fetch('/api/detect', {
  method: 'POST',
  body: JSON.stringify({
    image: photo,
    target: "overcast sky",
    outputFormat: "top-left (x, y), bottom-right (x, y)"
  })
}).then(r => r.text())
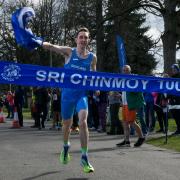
top-left (145, 13), bottom-right (164, 72)
top-left (145, 13), bottom-right (179, 72)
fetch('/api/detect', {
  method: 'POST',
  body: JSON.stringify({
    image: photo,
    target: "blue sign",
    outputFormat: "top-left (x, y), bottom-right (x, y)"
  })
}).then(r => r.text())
top-left (116, 35), bottom-right (127, 72)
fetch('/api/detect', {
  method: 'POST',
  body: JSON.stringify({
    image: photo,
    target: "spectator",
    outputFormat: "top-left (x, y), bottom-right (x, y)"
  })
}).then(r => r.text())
top-left (0, 96), bottom-right (4, 108)
top-left (14, 86), bottom-right (24, 127)
top-left (107, 91), bottom-right (123, 135)
top-left (50, 89), bottom-right (61, 130)
top-left (155, 92), bottom-right (169, 133)
top-left (90, 91), bottom-right (100, 130)
top-left (87, 91), bottom-right (95, 129)
top-left (46, 89), bottom-right (52, 121)
top-left (34, 87), bottom-right (49, 129)
top-left (6, 91), bottom-right (14, 119)
top-left (116, 65), bottom-right (145, 147)
top-left (96, 91), bottom-right (108, 133)
top-left (144, 92), bottom-right (156, 132)
top-left (3, 94), bottom-right (10, 118)
top-left (30, 87), bottom-right (38, 128)
top-left (168, 64), bottom-right (180, 135)
top-left (136, 102), bottom-right (148, 137)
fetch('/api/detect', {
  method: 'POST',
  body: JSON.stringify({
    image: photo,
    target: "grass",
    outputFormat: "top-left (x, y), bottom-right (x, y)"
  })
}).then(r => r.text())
top-left (146, 119), bottom-right (180, 152)
top-left (147, 136), bottom-right (180, 152)
top-left (3, 107), bottom-right (32, 119)
top-left (23, 109), bottom-right (32, 119)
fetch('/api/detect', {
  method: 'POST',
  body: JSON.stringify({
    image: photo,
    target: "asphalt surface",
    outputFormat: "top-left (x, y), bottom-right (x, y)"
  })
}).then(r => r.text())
top-left (0, 119), bottom-right (180, 180)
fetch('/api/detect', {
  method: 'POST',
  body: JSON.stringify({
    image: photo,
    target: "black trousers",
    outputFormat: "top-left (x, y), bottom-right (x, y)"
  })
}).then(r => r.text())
top-left (109, 103), bottom-right (123, 134)
top-left (17, 105), bottom-right (23, 127)
top-left (154, 105), bottom-right (167, 131)
top-left (35, 104), bottom-right (48, 128)
top-left (170, 109), bottom-right (180, 131)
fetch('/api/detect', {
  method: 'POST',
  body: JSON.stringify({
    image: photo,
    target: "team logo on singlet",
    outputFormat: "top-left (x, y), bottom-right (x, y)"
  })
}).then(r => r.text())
top-left (1, 64), bottom-right (21, 82)
top-left (73, 58), bottom-right (79, 61)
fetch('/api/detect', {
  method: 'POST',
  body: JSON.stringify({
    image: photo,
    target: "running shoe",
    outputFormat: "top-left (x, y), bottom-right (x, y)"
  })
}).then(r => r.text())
top-left (81, 155), bottom-right (94, 173)
top-left (134, 137), bottom-right (145, 147)
top-left (116, 140), bottom-right (130, 147)
top-left (171, 130), bottom-right (180, 136)
top-left (59, 145), bottom-right (70, 164)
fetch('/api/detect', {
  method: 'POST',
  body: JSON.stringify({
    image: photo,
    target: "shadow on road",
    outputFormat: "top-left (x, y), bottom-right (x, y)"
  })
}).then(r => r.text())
top-left (57, 147), bottom-right (122, 155)
top-left (22, 171), bottom-right (61, 180)
top-left (66, 178), bottom-right (89, 180)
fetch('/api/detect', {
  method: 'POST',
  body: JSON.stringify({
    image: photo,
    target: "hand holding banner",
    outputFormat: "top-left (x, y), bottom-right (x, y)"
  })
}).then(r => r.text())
top-left (11, 7), bottom-right (43, 50)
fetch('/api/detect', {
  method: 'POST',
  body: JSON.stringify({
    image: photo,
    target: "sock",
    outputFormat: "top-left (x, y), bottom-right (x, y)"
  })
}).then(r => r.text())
top-left (63, 141), bottom-right (70, 148)
top-left (81, 147), bottom-right (88, 156)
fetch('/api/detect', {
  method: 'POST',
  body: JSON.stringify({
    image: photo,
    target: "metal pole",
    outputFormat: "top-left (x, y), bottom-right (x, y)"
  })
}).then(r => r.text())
top-left (164, 106), bottom-right (168, 144)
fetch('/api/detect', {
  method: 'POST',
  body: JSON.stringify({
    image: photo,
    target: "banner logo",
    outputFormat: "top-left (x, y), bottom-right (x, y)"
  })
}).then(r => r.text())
top-left (1, 64), bottom-right (21, 82)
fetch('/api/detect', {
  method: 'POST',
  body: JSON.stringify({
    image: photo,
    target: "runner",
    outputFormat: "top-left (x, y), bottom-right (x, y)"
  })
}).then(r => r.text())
top-left (43, 27), bottom-right (99, 173)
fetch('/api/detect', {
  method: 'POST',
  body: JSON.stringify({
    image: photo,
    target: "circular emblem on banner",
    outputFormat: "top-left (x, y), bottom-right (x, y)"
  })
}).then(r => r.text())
top-left (1, 64), bottom-right (21, 82)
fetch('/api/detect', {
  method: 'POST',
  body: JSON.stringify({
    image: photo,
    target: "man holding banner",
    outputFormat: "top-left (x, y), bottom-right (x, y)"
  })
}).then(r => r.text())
top-left (43, 27), bottom-right (97, 173)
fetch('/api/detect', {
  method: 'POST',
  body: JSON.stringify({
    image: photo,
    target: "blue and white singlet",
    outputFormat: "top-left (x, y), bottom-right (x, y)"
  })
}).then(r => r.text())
top-left (61, 48), bottom-right (94, 101)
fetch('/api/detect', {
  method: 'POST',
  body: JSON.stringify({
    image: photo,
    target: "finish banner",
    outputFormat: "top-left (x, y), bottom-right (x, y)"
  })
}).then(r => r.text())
top-left (0, 61), bottom-right (180, 95)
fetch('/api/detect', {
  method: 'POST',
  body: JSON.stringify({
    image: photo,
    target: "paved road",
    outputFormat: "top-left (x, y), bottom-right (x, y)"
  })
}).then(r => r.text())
top-left (0, 119), bottom-right (180, 180)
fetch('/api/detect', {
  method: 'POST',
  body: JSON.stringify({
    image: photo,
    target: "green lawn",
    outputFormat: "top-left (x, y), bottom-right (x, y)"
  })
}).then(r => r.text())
top-left (155, 118), bottom-right (177, 132)
top-left (146, 119), bottom-right (180, 152)
top-left (23, 109), bottom-right (32, 119)
top-left (147, 136), bottom-right (180, 152)
top-left (3, 107), bottom-right (32, 119)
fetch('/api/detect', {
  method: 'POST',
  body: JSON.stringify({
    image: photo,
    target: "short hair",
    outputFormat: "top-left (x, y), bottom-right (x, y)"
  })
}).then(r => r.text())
top-left (76, 27), bottom-right (90, 37)
top-left (171, 64), bottom-right (179, 72)
top-left (123, 65), bottom-right (131, 72)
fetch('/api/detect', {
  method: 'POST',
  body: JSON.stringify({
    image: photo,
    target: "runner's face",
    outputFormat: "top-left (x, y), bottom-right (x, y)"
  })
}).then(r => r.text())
top-left (76, 31), bottom-right (90, 48)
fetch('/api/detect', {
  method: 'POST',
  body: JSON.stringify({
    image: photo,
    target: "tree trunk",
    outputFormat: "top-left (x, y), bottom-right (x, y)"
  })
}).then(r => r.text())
top-left (162, 29), bottom-right (177, 73)
top-left (162, 0), bottom-right (178, 73)
top-left (96, 0), bottom-right (104, 71)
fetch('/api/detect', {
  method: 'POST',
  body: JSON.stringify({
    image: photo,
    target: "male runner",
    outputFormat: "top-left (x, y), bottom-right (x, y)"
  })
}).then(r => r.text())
top-left (43, 27), bottom-right (98, 173)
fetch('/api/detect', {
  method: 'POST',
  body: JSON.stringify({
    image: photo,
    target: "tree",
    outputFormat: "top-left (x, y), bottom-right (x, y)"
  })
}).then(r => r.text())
top-left (63, 0), bottom-right (96, 44)
top-left (140, 0), bottom-right (180, 73)
top-left (28, 0), bottom-right (67, 67)
top-left (0, 0), bottom-right (67, 67)
top-left (63, 0), bottom-right (156, 74)
top-left (0, 0), bottom-right (158, 75)
top-left (103, 0), bottom-right (156, 74)
top-left (98, 0), bottom-right (180, 73)
top-left (0, 0), bottom-right (16, 61)
top-left (95, 0), bottom-right (104, 71)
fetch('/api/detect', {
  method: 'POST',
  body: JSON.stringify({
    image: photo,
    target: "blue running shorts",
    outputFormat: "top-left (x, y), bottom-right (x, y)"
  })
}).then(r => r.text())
top-left (61, 96), bottom-right (88, 120)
